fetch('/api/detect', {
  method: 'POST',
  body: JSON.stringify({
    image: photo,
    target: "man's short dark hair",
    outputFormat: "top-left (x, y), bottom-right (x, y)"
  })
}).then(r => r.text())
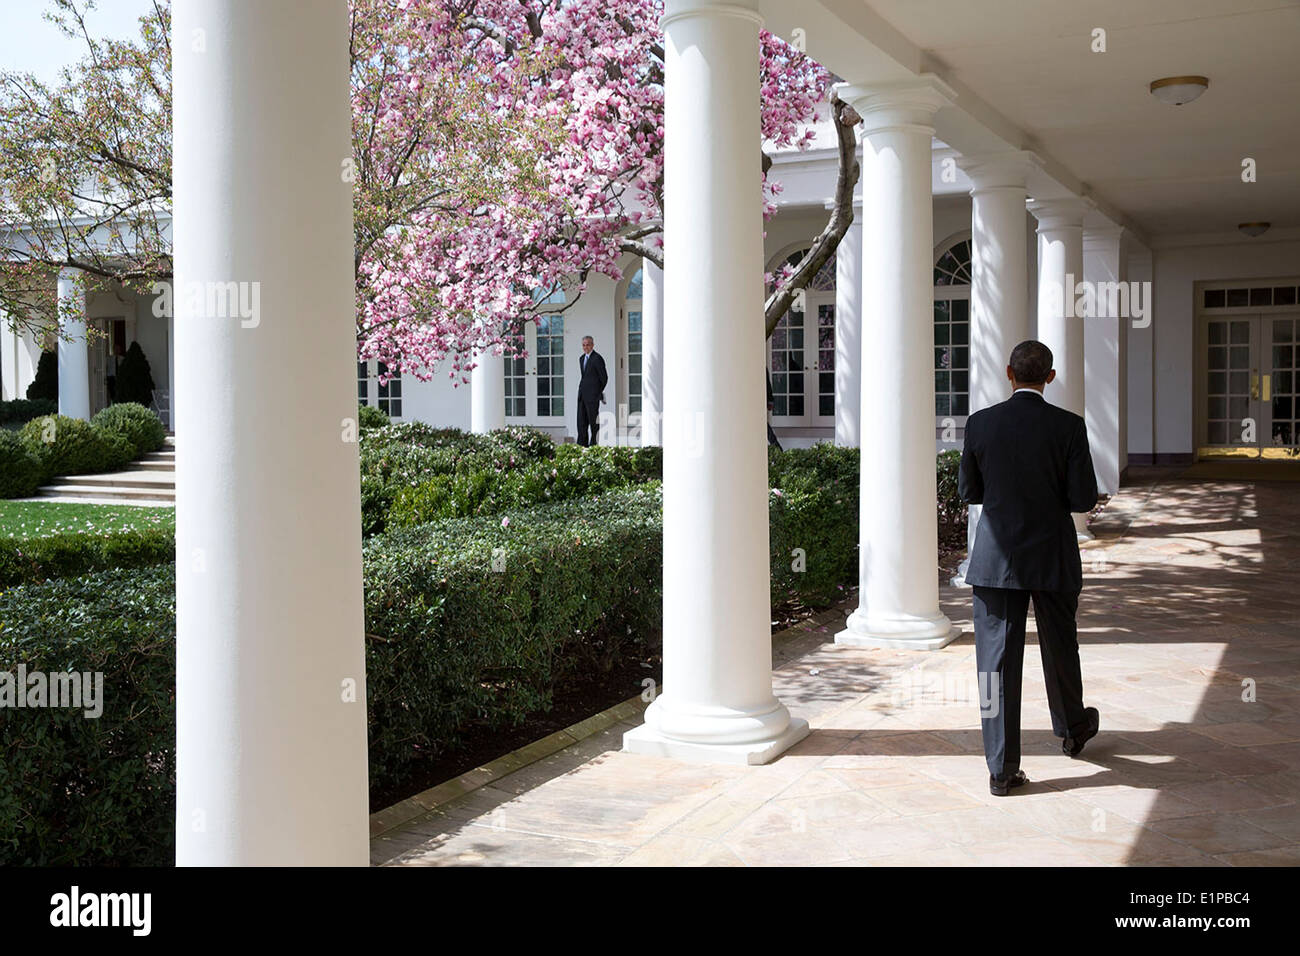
top-left (1009, 340), bottom-right (1053, 384)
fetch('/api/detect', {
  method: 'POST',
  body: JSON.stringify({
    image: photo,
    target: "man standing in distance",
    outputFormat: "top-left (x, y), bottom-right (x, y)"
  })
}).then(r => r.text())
top-left (959, 340), bottom-right (1101, 796)
top-left (577, 335), bottom-right (608, 446)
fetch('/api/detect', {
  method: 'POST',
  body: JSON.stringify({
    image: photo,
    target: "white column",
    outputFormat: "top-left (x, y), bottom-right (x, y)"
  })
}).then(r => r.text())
top-left (1028, 198), bottom-right (1092, 538)
top-left (623, 0), bottom-right (807, 764)
top-left (173, 0), bottom-right (368, 865)
top-left (640, 257), bottom-right (664, 446)
top-left (470, 349), bottom-right (505, 433)
top-left (1083, 226), bottom-right (1127, 494)
top-left (834, 203), bottom-right (862, 447)
top-left (951, 152), bottom-right (1034, 587)
top-left (835, 78), bottom-right (958, 650)
top-left (1126, 248), bottom-right (1154, 463)
top-left (57, 268), bottom-right (90, 420)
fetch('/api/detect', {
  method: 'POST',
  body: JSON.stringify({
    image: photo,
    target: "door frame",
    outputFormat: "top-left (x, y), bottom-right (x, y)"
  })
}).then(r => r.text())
top-left (1193, 277), bottom-right (1300, 459)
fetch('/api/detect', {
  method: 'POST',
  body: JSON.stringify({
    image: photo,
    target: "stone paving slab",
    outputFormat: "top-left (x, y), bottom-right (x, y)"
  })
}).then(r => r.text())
top-left (373, 475), bottom-right (1300, 866)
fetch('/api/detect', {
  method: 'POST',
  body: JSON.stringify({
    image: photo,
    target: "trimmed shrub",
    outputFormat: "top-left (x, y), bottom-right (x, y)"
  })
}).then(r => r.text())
top-left (0, 430), bottom-right (44, 498)
top-left (25, 350), bottom-right (57, 402)
top-left (768, 445), bottom-right (860, 608)
top-left (365, 485), bottom-right (663, 783)
top-left (19, 415), bottom-right (132, 479)
top-left (114, 341), bottom-right (155, 406)
top-left (386, 442), bottom-right (659, 528)
top-left (0, 525), bottom-right (175, 587)
top-left (91, 403), bottom-right (166, 458)
top-left (0, 566), bottom-right (176, 866)
top-left (358, 403), bottom-right (390, 431)
top-left (936, 449), bottom-right (965, 523)
top-left (0, 398), bottom-right (57, 428)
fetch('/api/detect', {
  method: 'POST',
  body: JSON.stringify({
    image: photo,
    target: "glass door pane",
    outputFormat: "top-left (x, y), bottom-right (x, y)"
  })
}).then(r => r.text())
top-left (1266, 315), bottom-right (1299, 458)
top-left (1202, 317), bottom-right (1259, 458)
top-left (817, 303), bottom-right (835, 419)
top-left (769, 307), bottom-right (805, 420)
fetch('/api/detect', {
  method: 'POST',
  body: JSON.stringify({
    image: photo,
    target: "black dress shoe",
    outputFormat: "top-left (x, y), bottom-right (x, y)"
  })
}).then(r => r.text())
top-left (1063, 707), bottom-right (1100, 757)
top-left (989, 770), bottom-right (1029, 796)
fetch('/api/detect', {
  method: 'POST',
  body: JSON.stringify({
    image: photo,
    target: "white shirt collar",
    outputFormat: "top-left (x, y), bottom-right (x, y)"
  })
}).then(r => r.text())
top-left (1013, 387), bottom-right (1043, 396)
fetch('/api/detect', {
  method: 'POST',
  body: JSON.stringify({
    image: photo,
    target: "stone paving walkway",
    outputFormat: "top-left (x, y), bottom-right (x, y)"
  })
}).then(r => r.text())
top-left (371, 472), bottom-right (1300, 866)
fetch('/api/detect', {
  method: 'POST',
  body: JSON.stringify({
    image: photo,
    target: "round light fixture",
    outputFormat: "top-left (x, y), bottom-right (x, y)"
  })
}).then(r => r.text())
top-left (1238, 222), bottom-right (1271, 238)
top-left (1149, 75), bottom-right (1209, 106)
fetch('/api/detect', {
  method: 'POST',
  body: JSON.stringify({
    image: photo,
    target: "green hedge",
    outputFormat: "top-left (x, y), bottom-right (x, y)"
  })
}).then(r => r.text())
top-left (0, 488), bottom-right (663, 865)
top-left (387, 442), bottom-right (662, 527)
top-left (365, 485), bottom-right (663, 785)
top-left (936, 449), bottom-right (964, 522)
top-left (0, 566), bottom-right (176, 866)
top-left (17, 415), bottom-right (133, 484)
top-left (357, 403), bottom-right (390, 431)
top-left (0, 525), bottom-right (175, 588)
top-left (90, 403), bottom-right (166, 458)
top-left (0, 398), bottom-right (57, 427)
top-left (767, 444), bottom-right (859, 607)
top-left (2, 406), bottom-right (166, 496)
top-left (0, 431), bottom-right (44, 498)
top-left (360, 424), bottom-right (560, 534)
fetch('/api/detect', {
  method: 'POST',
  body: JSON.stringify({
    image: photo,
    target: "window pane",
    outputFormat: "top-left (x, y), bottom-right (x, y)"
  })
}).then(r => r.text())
top-left (1204, 289), bottom-right (1226, 309)
top-left (1226, 288), bottom-right (1249, 307)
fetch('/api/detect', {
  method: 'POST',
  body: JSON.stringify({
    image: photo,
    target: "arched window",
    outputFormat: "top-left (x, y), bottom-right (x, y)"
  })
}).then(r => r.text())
top-left (934, 237), bottom-right (971, 419)
top-left (768, 248), bottom-right (836, 424)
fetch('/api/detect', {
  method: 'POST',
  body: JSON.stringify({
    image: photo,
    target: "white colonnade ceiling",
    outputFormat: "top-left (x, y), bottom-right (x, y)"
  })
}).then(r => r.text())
top-left (761, 0), bottom-right (1300, 244)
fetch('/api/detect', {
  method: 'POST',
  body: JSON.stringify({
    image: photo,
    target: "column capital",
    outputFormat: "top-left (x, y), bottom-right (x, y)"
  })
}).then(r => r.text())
top-left (1083, 224), bottom-right (1126, 251)
top-left (662, 0), bottom-right (762, 28)
top-left (836, 75), bottom-right (956, 134)
top-left (1027, 197), bottom-right (1091, 231)
top-left (957, 150), bottom-right (1040, 192)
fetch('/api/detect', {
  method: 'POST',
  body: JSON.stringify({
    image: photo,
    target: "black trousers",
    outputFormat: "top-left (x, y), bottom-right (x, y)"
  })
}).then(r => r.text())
top-left (576, 398), bottom-right (600, 446)
top-left (972, 585), bottom-right (1089, 777)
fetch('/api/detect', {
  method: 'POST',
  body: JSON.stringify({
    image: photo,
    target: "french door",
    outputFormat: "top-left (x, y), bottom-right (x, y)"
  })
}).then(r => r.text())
top-left (1200, 312), bottom-right (1300, 459)
top-left (768, 293), bottom-right (835, 427)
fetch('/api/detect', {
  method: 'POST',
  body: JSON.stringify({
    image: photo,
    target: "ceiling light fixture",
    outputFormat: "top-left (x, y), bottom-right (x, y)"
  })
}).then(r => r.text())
top-left (1149, 75), bottom-right (1209, 106)
top-left (1238, 222), bottom-right (1271, 238)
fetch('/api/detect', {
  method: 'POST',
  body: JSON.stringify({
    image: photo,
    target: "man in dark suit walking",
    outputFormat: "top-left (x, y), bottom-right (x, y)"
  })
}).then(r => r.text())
top-left (959, 339), bottom-right (1101, 796)
top-left (576, 335), bottom-right (608, 446)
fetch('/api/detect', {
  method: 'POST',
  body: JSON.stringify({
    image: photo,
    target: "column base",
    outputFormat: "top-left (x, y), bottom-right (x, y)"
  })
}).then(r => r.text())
top-left (836, 608), bottom-right (959, 650)
top-left (623, 717), bottom-right (810, 766)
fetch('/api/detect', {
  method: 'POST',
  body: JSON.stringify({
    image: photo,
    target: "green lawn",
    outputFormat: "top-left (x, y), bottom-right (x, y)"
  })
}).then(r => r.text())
top-left (0, 500), bottom-right (175, 539)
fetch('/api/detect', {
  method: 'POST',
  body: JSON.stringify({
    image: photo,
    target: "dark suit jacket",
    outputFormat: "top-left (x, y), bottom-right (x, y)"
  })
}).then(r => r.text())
top-left (958, 390), bottom-right (1099, 591)
top-left (578, 350), bottom-right (607, 405)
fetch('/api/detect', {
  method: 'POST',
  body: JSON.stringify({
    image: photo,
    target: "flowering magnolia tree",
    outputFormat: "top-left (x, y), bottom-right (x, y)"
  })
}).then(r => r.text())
top-left (1, 0), bottom-right (859, 383)
top-left (360, 0), bottom-right (861, 381)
